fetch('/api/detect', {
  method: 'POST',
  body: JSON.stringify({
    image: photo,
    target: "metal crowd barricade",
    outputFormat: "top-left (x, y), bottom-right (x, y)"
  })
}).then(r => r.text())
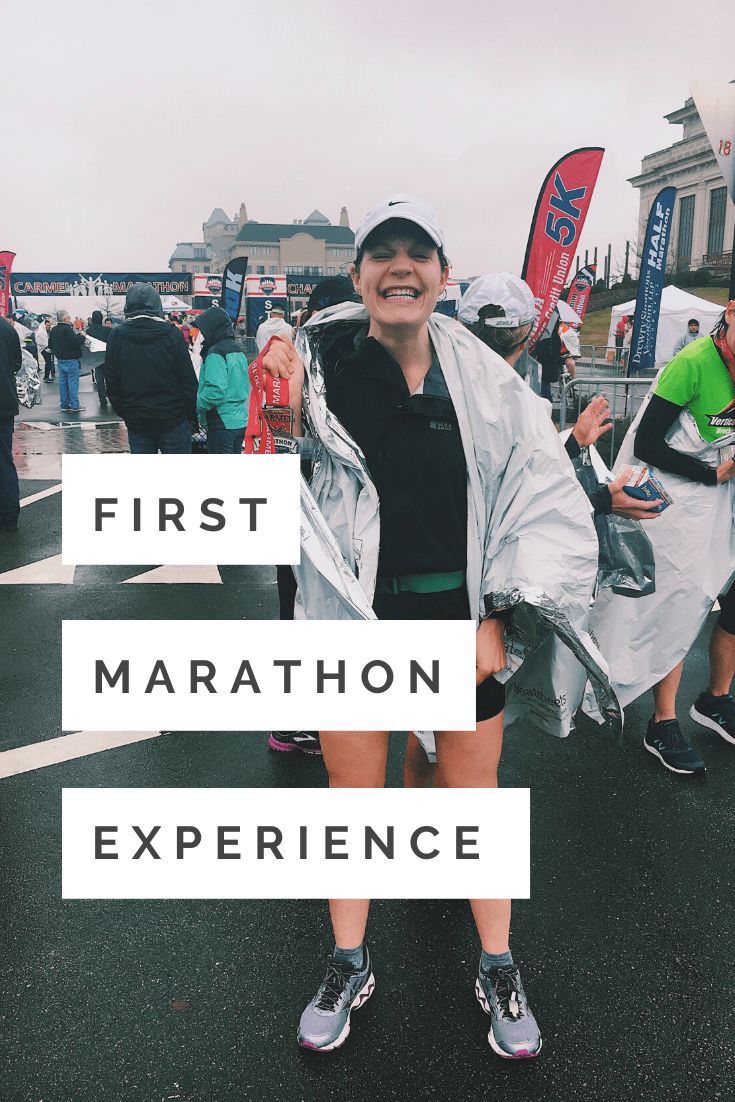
top-left (558, 375), bottom-right (656, 467)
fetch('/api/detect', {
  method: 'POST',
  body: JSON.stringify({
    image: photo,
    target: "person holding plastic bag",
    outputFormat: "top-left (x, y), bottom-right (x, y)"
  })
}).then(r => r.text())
top-left (587, 301), bottom-right (735, 776)
top-left (253, 196), bottom-right (611, 1059)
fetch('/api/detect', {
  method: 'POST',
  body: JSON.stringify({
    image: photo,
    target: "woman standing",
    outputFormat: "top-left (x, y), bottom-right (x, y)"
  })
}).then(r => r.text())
top-left (257, 196), bottom-right (603, 1058)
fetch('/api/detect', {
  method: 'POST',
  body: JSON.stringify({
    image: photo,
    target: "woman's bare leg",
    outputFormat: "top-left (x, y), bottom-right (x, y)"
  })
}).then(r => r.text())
top-left (435, 714), bottom-right (510, 952)
top-left (319, 731), bottom-right (389, 947)
top-left (403, 732), bottom-right (437, 788)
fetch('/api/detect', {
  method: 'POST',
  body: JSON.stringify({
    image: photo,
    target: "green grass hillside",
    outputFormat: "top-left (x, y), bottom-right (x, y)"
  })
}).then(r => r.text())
top-left (581, 286), bottom-right (729, 349)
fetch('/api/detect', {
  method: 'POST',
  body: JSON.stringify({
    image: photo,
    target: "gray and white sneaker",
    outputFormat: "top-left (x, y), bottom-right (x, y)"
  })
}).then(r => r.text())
top-left (297, 947), bottom-right (375, 1052)
top-left (476, 964), bottom-right (542, 1059)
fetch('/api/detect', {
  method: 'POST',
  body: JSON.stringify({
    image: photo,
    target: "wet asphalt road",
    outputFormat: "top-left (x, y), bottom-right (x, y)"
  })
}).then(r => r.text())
top-left (1, 391), bottom-right (733, 1102)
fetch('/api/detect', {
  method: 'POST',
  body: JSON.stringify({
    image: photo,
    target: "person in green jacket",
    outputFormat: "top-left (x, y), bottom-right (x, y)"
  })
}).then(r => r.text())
top-left (195, 306), bottom-right (251, 453)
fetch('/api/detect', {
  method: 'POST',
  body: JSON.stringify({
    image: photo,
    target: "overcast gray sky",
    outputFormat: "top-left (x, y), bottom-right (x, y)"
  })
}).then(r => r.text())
top-left (3, 0), bottom-right (733, 278)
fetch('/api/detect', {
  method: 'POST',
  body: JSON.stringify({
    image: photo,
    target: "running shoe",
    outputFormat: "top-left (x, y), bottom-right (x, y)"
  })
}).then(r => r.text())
top-left (268, 730), bottom-right (322, 755)
top-left (643, 717), bottom-right (706, 776)
top-left (690, 691), bottom-right (735, 746)
top-left (297, 947), bottom-right (375, 1052)
top-left (475, 964), bottom-right (541, 1059)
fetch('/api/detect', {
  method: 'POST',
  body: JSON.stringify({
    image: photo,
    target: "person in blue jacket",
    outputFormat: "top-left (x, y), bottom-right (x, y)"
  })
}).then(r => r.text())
top-left (195, 307), bottom-right (251, 453)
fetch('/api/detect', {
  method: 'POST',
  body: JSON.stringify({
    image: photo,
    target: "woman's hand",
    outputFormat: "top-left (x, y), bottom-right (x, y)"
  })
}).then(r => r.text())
top-left (572, 395), bottom-right (612, 448)
top-left (261, 337), bottom-right (305, 435)
top-left (476, 618), bottom-right (507, 684)
top-left (716, 458), bottom-right (735, 484)
top-left (262, 336), bottom-right (304, 383)
top-left (608, 467), bottom-right (662, 520)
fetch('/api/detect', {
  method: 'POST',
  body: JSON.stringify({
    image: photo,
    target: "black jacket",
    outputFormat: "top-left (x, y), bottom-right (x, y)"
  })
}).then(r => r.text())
top-left (48, 322), bottom-right (85, 361)
top-left (103, 318), bottom-right (198, 432)
top-left (0, 316), bottom-right (22, 418)
top-left (86, 322), bottom-right (110, 344)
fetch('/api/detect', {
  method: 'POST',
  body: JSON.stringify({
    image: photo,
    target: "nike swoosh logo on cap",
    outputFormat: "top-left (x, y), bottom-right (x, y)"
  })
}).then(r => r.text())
top-left (387, 200), bottom-right (405, 206)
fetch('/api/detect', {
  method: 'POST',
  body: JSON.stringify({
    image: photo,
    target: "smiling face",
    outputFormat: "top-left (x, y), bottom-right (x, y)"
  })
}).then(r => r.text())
top-left (352, 224), bottom-right (448, 338)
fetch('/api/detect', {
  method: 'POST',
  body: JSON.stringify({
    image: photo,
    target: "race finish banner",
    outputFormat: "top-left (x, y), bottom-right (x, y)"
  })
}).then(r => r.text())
top-left (11, 273), bottom-right (193, 297)
top-left (221, 256), bottom-right (248, 323)
top-left (565, 264), bottom-right (596, 323)
top-left (628, 186), bottom-right (677, 374)
top-left (0, 251), bottom-right (16, 317)
top-left (691, 81), bottom-right (735, 297)
top-left (522, 147), bottom-right (605, 350)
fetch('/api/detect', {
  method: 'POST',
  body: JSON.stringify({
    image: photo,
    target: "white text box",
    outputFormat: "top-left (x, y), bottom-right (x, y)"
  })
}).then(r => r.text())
top-left (62, 788), bottom-right (530, 899)
top-left (62, 454), bottom-right (300, 565)
top-left (62, 619), bottom-right (477, 731)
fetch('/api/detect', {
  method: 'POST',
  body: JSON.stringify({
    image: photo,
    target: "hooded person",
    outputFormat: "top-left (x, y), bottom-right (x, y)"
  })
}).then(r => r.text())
top-left (103, 283), bottom-right (198, 454)
top-left (195, 306), bottom-right (251, 453)
top-left (86, 309), bottom-right (111, 407)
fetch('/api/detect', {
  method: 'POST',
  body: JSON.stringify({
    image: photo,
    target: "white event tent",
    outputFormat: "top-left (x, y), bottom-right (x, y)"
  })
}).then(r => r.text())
top-left (607, 286), bottom-right (723, 364)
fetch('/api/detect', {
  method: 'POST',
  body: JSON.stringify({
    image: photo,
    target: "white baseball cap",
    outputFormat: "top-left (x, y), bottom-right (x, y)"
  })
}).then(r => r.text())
top-left (458, 273), bottom-right (536, 328)
top-left (354, 193), bottom-right (444, 252)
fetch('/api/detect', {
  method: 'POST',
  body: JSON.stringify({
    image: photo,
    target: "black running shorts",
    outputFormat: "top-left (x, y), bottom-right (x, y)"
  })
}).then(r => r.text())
top-left (371, 587), bottom-right (505, 722)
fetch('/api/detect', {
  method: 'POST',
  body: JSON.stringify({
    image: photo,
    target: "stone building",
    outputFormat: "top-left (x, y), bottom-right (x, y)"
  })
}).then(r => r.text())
top-left (629, 90), bottom-right (734, 275)
top-left (227, 206), bottom-right (354, 277)
top-left (168, 205), bottom-right (354, 311)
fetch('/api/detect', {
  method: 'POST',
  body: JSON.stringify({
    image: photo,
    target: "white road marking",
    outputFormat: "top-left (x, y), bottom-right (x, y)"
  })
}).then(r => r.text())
top-left (0, 553), bottom-right (75, 584)
top-left (0, 730), bottom-right (164, 779)
top-left (123, 564), bottom-right (222, 584)
top-left (20, 483), bottom-right (63, 508)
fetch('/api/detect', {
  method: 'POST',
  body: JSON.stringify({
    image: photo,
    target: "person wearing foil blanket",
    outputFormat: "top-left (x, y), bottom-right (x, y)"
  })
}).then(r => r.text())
top-left (631, 301), bottom-right (735, 776)
top-left (587, 301), bottom-right (735, 776)
top-left (0, 313), bottom-right (22, 532)
top-left (255, 194), bottom-right (610, 1060)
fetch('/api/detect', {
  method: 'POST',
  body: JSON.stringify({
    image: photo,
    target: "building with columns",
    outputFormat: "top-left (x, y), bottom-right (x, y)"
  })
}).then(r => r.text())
top-left (629, 89), bottom-right (734, 275)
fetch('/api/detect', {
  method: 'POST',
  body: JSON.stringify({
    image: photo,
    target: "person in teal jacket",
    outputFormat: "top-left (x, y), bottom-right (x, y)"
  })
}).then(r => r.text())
top-left (195, 306), bottom-right (251, 453)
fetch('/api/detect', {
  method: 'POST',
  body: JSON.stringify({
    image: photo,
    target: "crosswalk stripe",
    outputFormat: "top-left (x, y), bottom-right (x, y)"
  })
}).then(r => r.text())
top-left (0, 730), bottom-right (164, 779)
top-left (20, 483), bottom-right (63, 508)
top-left (0, 553), bottom-right (75, 584)
top-left (122, 564), bottom-right (222, 584)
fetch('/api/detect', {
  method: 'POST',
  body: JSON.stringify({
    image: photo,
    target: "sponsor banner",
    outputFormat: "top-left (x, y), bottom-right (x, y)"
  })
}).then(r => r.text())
top-left (0, 251), bottom-right (16, 317)
top-left (61, 619), bottom-right (476, 732)
top-left (629, 187), bottom-right (677, 373)
top-left (522, 148), bottom-right (605, 349)
top-left (691, 81), bottom-right (735, 204)
top-left (565, 264), bottom-right (596, 322)
top-left (61, 454), bottom-right (300, 565)
top-left (62, 788), bottom-right (530, 899)
top-left (245, 274), bottom-right (288, 298)
top-left (221, 257), bottom-right (248, 321)
top-left (11, 272), bottom-right (193, 297)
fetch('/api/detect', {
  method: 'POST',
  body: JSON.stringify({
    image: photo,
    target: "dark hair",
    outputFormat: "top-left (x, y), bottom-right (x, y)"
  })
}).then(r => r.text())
top-left (468, 304), bottom-right (533, 358)
top-left (354, 218), bottom-right (449, 272)
top-left (713, 309), bottom-right (729, 339)
top-left (688, 318), bottom-right (699, 326)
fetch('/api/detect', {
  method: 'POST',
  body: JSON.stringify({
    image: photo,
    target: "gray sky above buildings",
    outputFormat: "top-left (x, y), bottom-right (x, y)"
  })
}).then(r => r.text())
top-left (3, 0), bottom-right (733, 278)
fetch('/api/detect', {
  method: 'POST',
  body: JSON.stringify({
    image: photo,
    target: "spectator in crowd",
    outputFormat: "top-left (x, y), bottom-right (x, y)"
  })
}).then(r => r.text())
top-left (0, 312), bottom-right (22, 532)
top-left (256, 304), bottom-right (293, 352)
top-left (672, 318), bottom-right (700, 356)
top-left (535, 314), bottom-right (567, 401)
top-left (195, 306), bottom-right (250, 453)
top-left (103, 283), bottom-right (198, 454)
top-left (35, 316), bottom-right (54, 381)
top-left (614, 314), bottom-right (629, 362)
top-left (86, 309), bottom-right (111, 408)
top-left (48, 310), bottom-right (86, 411)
